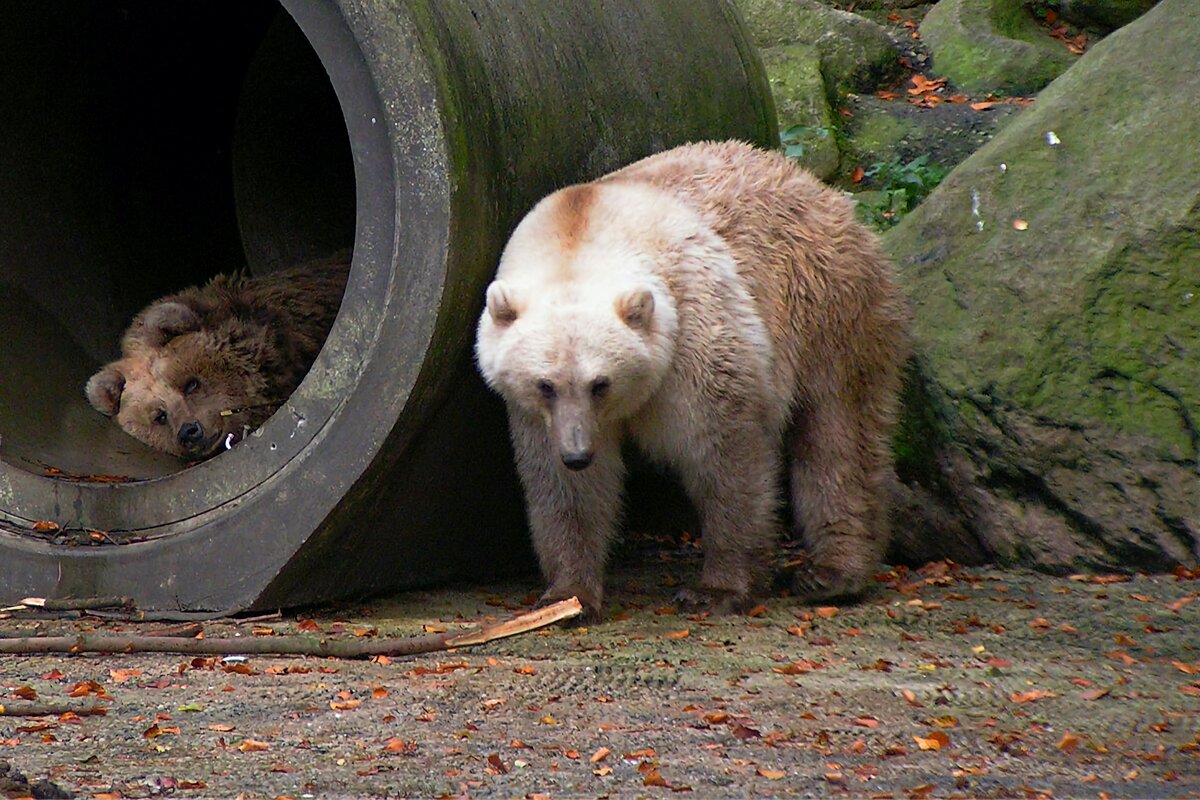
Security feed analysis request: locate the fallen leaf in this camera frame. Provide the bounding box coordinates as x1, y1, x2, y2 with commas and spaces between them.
1058, 732, 1080, 752
590, 746, 611, 763
1012, 219, 1028, 231
237, 739, 271, 752
1010, 689, 1056, 703
1080, 687, 1110, 701
816, 606, 838, 619
914, 731, 950, 750
970, 101, 997, 111
665, 629, 690, 639
758, 768, 786, 780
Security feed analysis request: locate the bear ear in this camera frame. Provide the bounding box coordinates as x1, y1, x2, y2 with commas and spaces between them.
85, 364, 126, 417
138, 301, 202, 347
486, 281, 520, 326
615, 287, 655, 331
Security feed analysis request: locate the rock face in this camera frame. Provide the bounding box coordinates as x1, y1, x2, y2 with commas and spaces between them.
887, 0, 1199, 571
920, 0, 1077, 95
1060, 0, 1160, 32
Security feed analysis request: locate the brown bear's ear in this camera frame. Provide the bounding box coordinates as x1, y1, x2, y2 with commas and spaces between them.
616, 287, 655, 330
486, 281, 519, 326
85, 364, 126, 417
139, 301, 202, 347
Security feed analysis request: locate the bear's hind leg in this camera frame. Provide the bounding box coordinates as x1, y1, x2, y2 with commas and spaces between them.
788, 396, 891, 602
511, 414, 626, 621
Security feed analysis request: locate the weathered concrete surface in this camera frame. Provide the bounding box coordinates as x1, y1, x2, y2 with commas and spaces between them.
920, 0, 1077, 94
1060, 0, 1161, 32
888, 0, 1199, 572
1, 551, 1197, 798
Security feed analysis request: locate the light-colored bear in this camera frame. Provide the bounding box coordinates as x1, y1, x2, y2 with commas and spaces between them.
475, 140, 910, 620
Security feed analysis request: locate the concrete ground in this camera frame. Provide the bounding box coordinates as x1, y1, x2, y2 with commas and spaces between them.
1, 547, 1198, 799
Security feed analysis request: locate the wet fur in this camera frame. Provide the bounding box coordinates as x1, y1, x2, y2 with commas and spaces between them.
86, 257, 349, 460
475, 141, 911, 620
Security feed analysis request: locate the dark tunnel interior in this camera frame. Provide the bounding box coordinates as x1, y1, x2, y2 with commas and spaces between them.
0, 1, 356, 480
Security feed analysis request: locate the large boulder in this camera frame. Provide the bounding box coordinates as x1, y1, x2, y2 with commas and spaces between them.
1059, 0, 1160, 32
739, 0, 901, 99
887, 0, 1199, 571
920, 0, 1077, 95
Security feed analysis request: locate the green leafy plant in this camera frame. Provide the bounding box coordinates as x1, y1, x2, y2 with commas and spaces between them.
780, 124, 830, 161
855, 154, 949, 229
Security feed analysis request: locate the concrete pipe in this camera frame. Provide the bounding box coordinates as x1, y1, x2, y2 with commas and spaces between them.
0, 0, 776, 612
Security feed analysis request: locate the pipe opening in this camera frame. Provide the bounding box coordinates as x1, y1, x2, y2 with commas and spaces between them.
0, 1, 355, 483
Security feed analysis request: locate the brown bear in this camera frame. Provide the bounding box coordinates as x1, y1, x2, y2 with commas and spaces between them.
86, 256, 349, 460
474, 141, 910, 620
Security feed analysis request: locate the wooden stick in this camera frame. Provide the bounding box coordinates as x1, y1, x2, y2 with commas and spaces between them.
0, 598, 582, 659
0, 702, 108, 717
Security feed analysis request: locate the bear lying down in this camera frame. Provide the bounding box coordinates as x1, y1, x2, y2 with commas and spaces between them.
86, 257, 349, 460
475, 140, 911, 620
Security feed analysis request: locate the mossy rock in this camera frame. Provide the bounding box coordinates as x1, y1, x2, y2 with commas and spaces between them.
761, 43, 839, 180
920, 0, 1077, 95
887, 0, 1199, 571
737, 0, 901, 99
1059, 0, 1160, 32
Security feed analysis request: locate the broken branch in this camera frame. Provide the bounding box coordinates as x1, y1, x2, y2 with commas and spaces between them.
0, 597, 582, 659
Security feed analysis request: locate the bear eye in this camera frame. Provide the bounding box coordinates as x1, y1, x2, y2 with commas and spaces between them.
536, 380, 556, 400
153, 409, 168, 426
183, 378, 200, 396
591, 377, 611, 399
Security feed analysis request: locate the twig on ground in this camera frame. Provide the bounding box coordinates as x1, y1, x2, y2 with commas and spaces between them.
0, 598, 582, 659
0, 702, 108, 717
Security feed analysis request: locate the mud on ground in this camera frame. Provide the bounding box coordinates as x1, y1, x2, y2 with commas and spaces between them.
1, 550, 1198, 799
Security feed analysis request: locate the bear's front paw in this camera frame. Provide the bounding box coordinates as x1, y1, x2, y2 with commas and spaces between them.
538, 586, 603, 625
790, 563, 870, 603
673, 586, 757, 616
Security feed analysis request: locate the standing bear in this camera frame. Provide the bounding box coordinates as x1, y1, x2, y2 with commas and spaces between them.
475, 141, 910, 620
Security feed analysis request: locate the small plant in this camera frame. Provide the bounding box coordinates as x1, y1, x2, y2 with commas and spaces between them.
855, 154, 949, 229
780, 124, 830, 161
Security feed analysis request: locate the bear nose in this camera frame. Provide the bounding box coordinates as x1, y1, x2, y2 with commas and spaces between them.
561, 451, 593, 471
178, 421, 205, 447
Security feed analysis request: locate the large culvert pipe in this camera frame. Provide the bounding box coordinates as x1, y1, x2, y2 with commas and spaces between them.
0, 0, 776, 612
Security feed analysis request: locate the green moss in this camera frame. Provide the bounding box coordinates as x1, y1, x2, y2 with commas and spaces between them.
920, 0, 1074, 94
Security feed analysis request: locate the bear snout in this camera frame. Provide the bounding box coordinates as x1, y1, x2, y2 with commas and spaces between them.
561, 450, 594, 471
177, 420, 205, 449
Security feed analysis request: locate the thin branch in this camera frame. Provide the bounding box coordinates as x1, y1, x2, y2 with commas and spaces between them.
0, 598, 582, 659
0, 702, 108, 717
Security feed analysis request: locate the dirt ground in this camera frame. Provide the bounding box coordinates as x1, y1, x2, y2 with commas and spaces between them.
2, 548, 1198, 799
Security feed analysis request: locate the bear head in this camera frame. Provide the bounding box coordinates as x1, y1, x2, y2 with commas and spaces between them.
85, 326, 272, 461
475, 278, 677, 471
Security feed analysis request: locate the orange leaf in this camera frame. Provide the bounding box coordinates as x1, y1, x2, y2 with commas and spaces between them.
237, 739, 271, 752
12, 685, 37, 701
1080, 687, 1110, 701
590, 746, 611, 763
970, 101, 997, 111
1010, 689, 1056, 703
851, 166, 866, 184
665, 629, 690, 639
296, 618, 321, 632
109, 669, 142, 684
329, 699, 361, 711
642, 769, 669, 788
914, 731, 950, 750
1012, 219, 1029, 231
901, 689, 923, 707
1058, 732, 1080, 751
758, 769, 786, 780
876, 90, 900, 101
815, 606, 838, 619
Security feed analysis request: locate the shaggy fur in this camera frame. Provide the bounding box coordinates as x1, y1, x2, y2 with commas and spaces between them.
86, 257, 349, 460
475, 141, 911, 620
